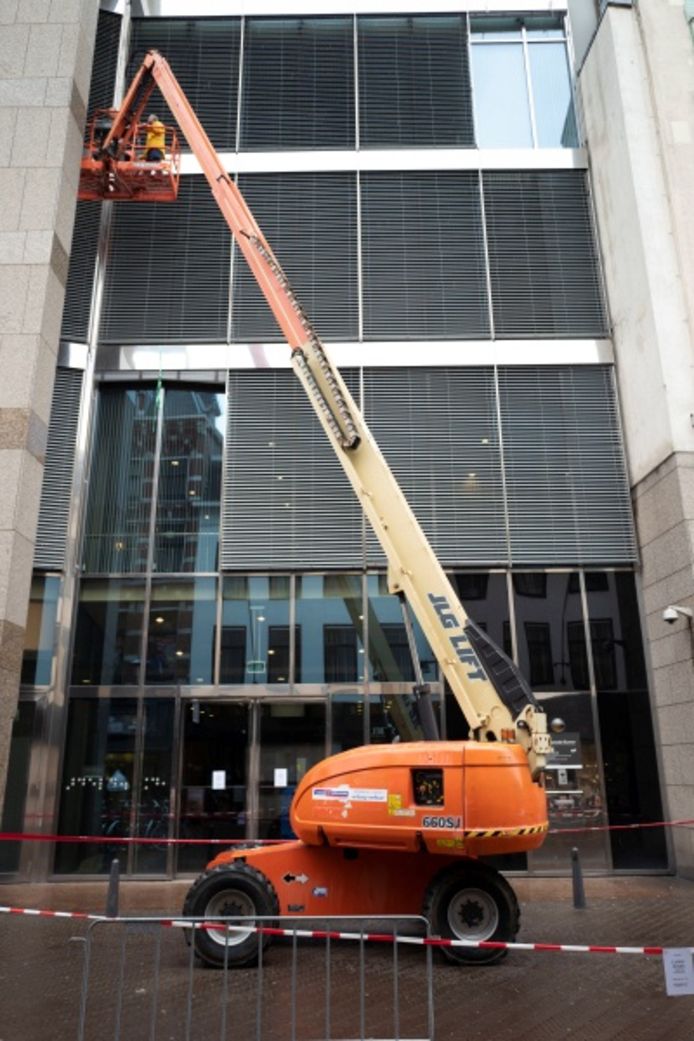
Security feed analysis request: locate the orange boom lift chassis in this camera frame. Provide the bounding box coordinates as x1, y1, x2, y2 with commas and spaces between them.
79, 51, 559, 968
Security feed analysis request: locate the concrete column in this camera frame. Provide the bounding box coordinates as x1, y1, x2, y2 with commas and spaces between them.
0, 0, 98, 806
579, 3, 694, 876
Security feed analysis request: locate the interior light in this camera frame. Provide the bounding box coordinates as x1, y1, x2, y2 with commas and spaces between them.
171, 460, 180, 467
175, 650, 184, 657
155, 616, 164, 624
268, 649, 275, 655
468, 472, 476, 479
481, 438, 489, 445
189, 489, 196, 496
277, 475, 284, 481
257, 615, 266, 622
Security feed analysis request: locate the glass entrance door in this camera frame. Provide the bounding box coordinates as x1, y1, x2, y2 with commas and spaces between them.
257, 702, 327, 839
177, 700, 250, 873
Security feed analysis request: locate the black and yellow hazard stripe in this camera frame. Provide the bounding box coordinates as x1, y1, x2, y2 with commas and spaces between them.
463, 824, 548, 840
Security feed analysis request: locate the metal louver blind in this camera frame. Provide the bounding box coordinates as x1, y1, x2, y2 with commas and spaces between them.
363, 368, 506, 566
61, 9, 121, 343
129, 18, 240, 151
484, 171, 608, 338
100, 176, 231, 344
241, 17, 355, 150
231, 172, 358, 343
498, 366, 637, 564
360, 171, 489, 340
222, 369, 363, 569
358, 15, 473, 147
60, 202, 101, 343
34, 368, 84, 570
85, 8, 121, 121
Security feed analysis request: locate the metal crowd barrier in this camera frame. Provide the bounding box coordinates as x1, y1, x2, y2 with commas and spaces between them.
76, 915, 434, 1041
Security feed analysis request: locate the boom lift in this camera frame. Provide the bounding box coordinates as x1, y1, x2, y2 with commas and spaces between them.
79, 51, 559, 967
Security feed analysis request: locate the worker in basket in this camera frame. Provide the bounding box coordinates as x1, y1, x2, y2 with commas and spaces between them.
144, 113, 166, 161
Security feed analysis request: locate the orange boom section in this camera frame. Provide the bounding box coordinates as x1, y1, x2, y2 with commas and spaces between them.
290, 742, 548, 858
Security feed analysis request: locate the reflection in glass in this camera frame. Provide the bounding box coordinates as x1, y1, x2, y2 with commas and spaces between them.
471, 43, 533, 147
56, 698, 138, 874
220, 575, 291, 685
258, 702, 326, 838
471, 15, 577, 150
369, 692, 436, 744
528, 43, 578, 147
154, 387, 225, 573
366, 574, 436, 683
452, 572, 512, 659
133, 699, 175, 874
21, 574, 60, 685
0, 702, 35, 873
146, 578, 216, 685
71, 579, 145, 686
178, 701, 248, 873
588, 573, 667, 868
530, 690, 609, 872
331, 692, 366, 752
82, 387, 157, 573
513, 572, 583, 692
295, 574, 363, 683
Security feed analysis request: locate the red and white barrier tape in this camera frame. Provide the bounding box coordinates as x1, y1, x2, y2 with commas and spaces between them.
1, 904, 689, 957
0, 832, 284, 846
0, 819, 692, 847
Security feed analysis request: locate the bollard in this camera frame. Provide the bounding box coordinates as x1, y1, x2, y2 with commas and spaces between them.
106, 858, 120, 918
571, 847, 586, 909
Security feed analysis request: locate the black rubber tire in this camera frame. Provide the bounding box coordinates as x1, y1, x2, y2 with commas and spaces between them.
182, 862, 279, 968
422, 862, 520, 966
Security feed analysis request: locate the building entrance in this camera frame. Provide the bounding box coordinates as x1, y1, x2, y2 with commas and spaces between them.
176, 698, 327, 876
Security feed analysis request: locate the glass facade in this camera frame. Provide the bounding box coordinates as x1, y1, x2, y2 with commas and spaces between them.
470, 15, 578, 148
7, 8, 666, 883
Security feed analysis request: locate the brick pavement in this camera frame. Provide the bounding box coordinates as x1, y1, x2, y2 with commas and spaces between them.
0, 875, 692, 1041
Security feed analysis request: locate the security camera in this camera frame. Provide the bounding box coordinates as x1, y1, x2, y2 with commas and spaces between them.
663, 605, 693, 624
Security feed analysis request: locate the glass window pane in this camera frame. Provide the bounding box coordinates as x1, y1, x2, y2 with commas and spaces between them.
330, 691, 366, 752
220, 576, 291, 685
358, 14, 473, 147
56, 698, 138, 874
368, 692, 440, 744
512, 572, 584, 692
146, 579, 216, 685
154, 387, 225, 573
133, 698, 175, 875
258, 702, 326, 838
71, 579, 145, 686
589, 573, 667, 869
0, 702, 35, 873
528, 42, 578, 147
295, 574, 364, 684
471, 42, 533, 147
366, 574, 437, 683
530, 690, 610, 871
178, 701, 249, 873
82, 387, 158, 573
241, 17, 354, 150
21, 575, 60, 685
452, 572, 513, 659
470, 16, 523, 40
